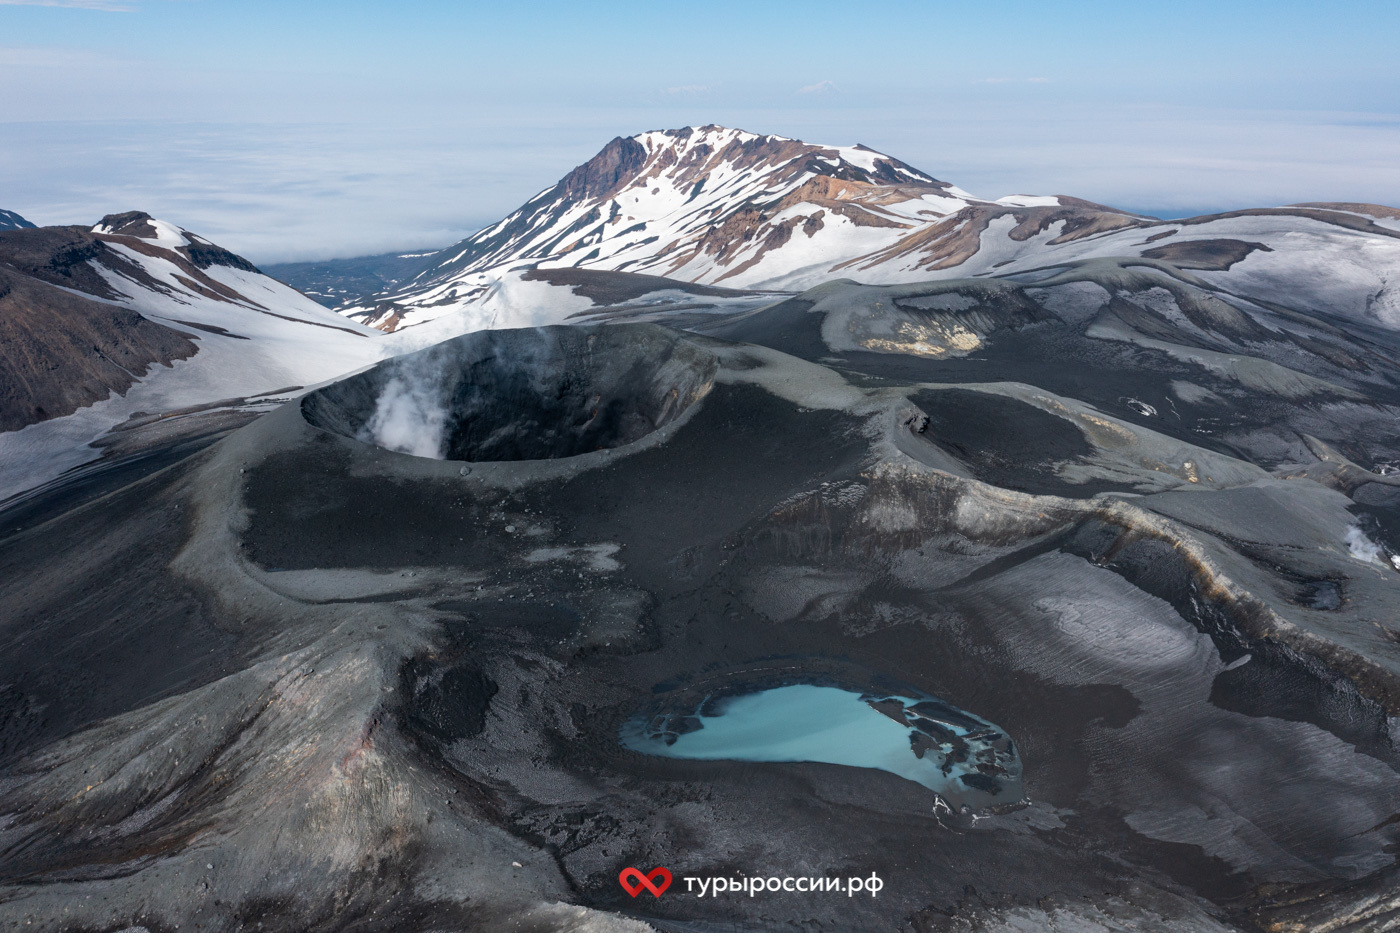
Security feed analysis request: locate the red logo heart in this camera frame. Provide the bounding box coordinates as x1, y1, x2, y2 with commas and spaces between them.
619, 866, 673, 898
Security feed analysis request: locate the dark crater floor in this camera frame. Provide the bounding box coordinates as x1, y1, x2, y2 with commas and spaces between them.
909, 387, 1139, 496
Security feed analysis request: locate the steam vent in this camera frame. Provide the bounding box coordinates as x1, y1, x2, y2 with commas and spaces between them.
302, 324, 718, 461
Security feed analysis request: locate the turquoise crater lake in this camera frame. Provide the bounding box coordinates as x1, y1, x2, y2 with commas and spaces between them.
620, 683, 1023, 811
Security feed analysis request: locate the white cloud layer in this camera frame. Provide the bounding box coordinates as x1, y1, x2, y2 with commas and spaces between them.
3, 103, 1399, 263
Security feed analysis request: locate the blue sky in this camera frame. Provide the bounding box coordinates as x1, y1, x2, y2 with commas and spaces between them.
2, 0, 1398, 261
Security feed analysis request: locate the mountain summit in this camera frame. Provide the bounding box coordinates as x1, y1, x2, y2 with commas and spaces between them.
352, 125, 1400, 334
418, 124, 951, 283
354, 125, 1144, 328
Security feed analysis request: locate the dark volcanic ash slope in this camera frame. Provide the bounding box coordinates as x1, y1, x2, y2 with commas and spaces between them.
3, 292, 1400, 932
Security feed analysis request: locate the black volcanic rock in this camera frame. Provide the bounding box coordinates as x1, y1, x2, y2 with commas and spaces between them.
520, 266, 760, 303
304, 323, 717, 461
1140, 236, 1274, 270
6, 129, 1400, 933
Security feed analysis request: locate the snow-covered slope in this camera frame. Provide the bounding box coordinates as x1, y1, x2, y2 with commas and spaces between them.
0, 209, 35, 232
0, 212, 383, 499
372, 266, 777, 353
357, 125, 1400, 332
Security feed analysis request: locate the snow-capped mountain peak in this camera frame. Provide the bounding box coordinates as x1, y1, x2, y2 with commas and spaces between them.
92, 210, 191, 247
623, 125, 943, 191
356, 125, 990, 328
347, 125, 1400, 335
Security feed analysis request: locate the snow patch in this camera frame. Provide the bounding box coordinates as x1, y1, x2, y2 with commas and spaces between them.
996, 195, 1061, 208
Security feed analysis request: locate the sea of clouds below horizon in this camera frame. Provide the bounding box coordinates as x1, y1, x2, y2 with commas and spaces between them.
3, 104, 1399, 265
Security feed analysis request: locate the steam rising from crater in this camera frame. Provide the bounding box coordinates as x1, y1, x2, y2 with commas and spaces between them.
302, 324, 718, 463
1346, 525, 1399, 569
358, 374, 450, 459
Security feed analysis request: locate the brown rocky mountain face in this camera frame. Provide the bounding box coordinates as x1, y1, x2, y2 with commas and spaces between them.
0, 265, 196, 431
0, 225, 139, 300
0, 213, 340, 433
558, 135, 651, 202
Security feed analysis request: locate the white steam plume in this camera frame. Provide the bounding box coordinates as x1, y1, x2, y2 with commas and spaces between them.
357, 374, 449, 459
1345, 525, 1399, 568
